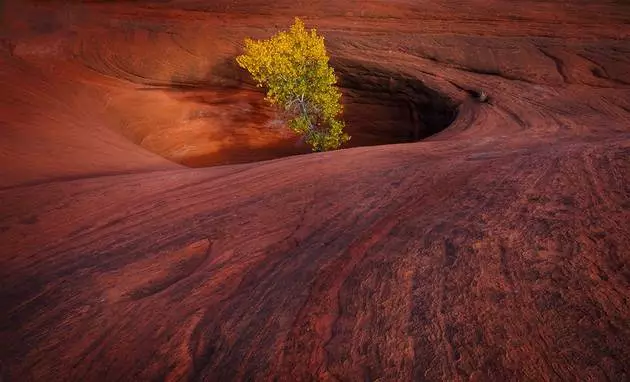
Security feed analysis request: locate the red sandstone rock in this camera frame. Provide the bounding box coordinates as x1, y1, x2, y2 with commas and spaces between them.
1, 1, 629, 380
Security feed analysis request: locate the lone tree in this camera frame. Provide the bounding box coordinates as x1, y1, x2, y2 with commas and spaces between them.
236, 18, 350, 152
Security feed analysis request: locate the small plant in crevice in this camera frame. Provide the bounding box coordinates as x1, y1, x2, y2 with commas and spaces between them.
236, 18, 350, 152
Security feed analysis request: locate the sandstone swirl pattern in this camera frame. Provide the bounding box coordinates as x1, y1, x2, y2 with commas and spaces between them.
1, 1, 629, 381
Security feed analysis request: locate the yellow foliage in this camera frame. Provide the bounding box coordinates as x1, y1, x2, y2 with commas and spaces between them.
236, 18, 350, 151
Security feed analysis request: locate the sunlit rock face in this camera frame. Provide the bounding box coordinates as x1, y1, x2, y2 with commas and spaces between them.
1, 1, 629, 381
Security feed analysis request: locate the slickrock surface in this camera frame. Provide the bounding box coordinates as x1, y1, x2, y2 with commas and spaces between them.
1, 1, 629, 380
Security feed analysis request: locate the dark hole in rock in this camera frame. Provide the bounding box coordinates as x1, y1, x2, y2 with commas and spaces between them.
333, 59, 459, 146
134, 57, 459, 167
210, 56, 460, 147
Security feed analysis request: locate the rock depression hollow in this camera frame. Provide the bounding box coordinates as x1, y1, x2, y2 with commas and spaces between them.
335, 59, 458, 146
118, 58, 459, 167
2, 6, 460, 169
